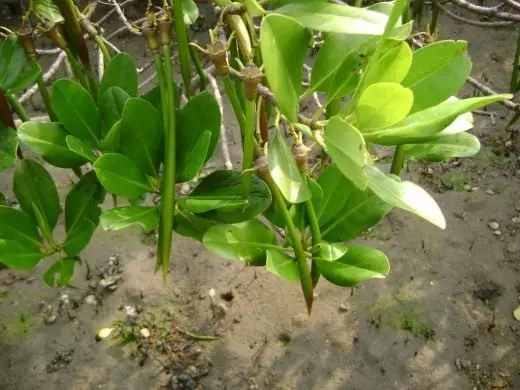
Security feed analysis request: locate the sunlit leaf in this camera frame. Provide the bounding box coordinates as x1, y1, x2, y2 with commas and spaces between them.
65, 135, 96, 162
99, 87, 130, 137
404, 132, 481, 162
266, 249, 300, 282
183, 0, 199, 24
100, 206, 160, 231
99, 53, 138, 98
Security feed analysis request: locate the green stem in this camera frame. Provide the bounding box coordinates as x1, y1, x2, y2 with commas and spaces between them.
94, 36, 111, 65
511, 29, 520, 93
156, 43, 177, 283
430, 0, 439, 33
35, 71, 57, 121
326, 99, 341, 119
305, 176, 322, 288
189, 38, 207, 92
171, 0, 192, 97
390, 145, 406, 176
242, 99, 256, 194
221, 74, 246, 134
402, 2, 412, 24
154, 54, 169, 127
84, 64, 99, 99
7, 95, 30, 122
354, 0, 362, 7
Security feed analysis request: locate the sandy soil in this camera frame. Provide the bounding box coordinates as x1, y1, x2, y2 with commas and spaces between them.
1, 3, 520, 390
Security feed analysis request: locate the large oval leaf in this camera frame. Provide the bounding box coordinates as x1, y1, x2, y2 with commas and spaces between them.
0, 240, 44, 270
64, 219, 96, 256
363, 41, 412, 86
402, 41, 472, 113
14, 159, 61, 231
0, 206, 42, 248
404, 132, 480, 162
93, 153, 150, 199
260, 14, 311, 122
51, 79, 101, 147
182, 0, 199, 24
99, 86, 130, 137
202, 219, 277, 266
65, 171, 105, 233
0, 35, 27, 91
65, 135, 96, 162
0, 126, 19, 172
266, 249, 300, 283
317, 245, 389, 287
100, 206, 160, 231
6, 61, 41, 95
18, 121, 88, 168
43, 257, 76, 288
268, 129, 310, 204
99, 53, 138, 98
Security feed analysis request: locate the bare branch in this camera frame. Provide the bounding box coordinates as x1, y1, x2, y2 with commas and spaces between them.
438, 3, 513, 26
448, 0, 520, 22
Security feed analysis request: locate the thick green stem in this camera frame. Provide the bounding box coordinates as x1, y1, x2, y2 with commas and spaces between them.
7, 95, 30, 122
511, 29, 520, 93
35, 72, 57, 122
305, 177, 322, 288
242, 99, 256, 194
221, 74, 246, 134
154, 54, 169, 127
94, 36, 111, 65
84, 64, 99, 99
390, 145, 406, 176
171, 0, 192, 97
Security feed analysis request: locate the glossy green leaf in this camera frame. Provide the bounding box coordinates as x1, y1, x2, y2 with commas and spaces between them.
177, 131, 211, 183
364, 165, 445, 228
0, 35, 27, 91
0, 240, 44, 270
0, 127, 18, 171
100, 206, 159, 231
99, 87, 130, 136
13, 159, 61, 231
51, 79, 101, 147
316, 242, 349, 262
324, 117, 367, 190
363, 41, 412, 86
6, 61, 41, 95
268, 129, 310, 204
18, 121, 87, 168
266, 249, 300, 282
318, 164, 392, 242
183, 0, 199, 24
100, 53, 138, 98
244, 0, 266, 16
93, 153, 150, 199
402, 41, 472, 113
174, 208, 215, 242
404, 132, 480, 162
438, 101, 474, 135
275, 2, 388, 35
65, 171, 105, 233
260, 14, 310, 122
364, 94, 511, 145
119, 98, 163, 177
317, 245, 389, 287
100, 121, 121, 152
188, 170, 272, 223
325, 53, 361, 102
65, 135, 96, 162
355, 82, 414, 130
0, 206, 42, 248
43, 258, 76, 288
31, 0, 63, 22
203, 219, 277, 266
64, 219, 96, 256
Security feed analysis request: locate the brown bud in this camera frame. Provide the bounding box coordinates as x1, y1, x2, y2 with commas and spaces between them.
17, 25, 36, 59
292, 143, 310, 173
207, 41, 229, 76
141, 21, 159, 54
242, 64, 262, 101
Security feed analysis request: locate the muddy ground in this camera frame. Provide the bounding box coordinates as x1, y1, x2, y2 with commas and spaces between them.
1, 3, 520, 390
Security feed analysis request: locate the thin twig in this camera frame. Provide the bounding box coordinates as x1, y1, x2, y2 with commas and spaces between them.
448, 0, 520, 22
467, 76, 519, 111
438, 3, 513, 26
110, 0, 141, 35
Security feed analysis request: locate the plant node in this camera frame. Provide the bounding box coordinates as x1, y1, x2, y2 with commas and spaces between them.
41, 22, 68, 50
16, 25, 36, 60
207, 41, 229, 76
140, 21, 159, 54
158, 17, 173, 46
242, 64, 262, 101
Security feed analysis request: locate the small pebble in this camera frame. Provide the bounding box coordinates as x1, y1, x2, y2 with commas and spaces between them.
463, 184, 472, 191
84, 295, 97, 305
488, 221, 500, 230
512, 217, 520, 225
140, 328, 151, 338
485, 189, 495, 195
472, 187, 479, 192
339, 303, 348, 312
45, 315, 57, 325
88, 280, 98, 289
26, 277, 36, 284
493, 230, 502, 237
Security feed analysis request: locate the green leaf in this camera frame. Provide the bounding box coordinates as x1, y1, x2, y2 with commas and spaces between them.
100, 121, 121, 152
94, 153, 150, 199
99, 87, 130, 137
364, 165, 445, 229
0, 35, 27, 91
260, 14, 311, 122
6, 61, 41, 95
318, 164, 392, 242
325, 53, 361, 102
275, 2, 388, 35
43, 258, 76, 288
404, 132, 481, 162
178, 131, 211, 183
268, 129, 310, 204
18, 121, 87, 168
0, 206, 42, 248
0, 126, 18, 171
364, 94, 512, 145
324, 117, 367, 190
402, 41, 472, 113
99, 53, 138, 98
100, 206, 160, 231
363, 41, 412, 86
202, 219, 277, 266
317, 245, 389, 287
183, 0, 199, 24
174, 208, 215, 242
65, 171, 105, 233
65, 135, 96, 162
51, 79, 101, 147
266, 249, 300, 282
0, 240, 44, 270
355, 82, 414, 130
244, 0, 266, 17
317, 242, 349, 262
31, 0, 63, 22
119, 98, 163, 177
64, 219, 96, 256
14, 159, 61, 231
187, 170, 272, 223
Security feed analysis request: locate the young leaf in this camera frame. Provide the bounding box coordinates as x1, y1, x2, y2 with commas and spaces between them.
402, 41, 472, 113
31, 0, 63, 23
202, 219, 277, 266
364, 165, 446, 229
100, 121, 121, 152
364, 94, 512, 145
43, 257, 76, 288
266, 249, 300, 283
119, 98, 163, 177
65, 171, 105, 233
363, 41, 412, 86
244, 0, 265, 17
64, 219, 96, 256
403, 132, 480, 162
0, 206, 43, 248
317, 245, 389, 287
5, 61, 41, 95
355, 82, 414, 130
275, 2, 388, 35
65, 135, 96, 162
318, 164, 392, 242
93, 153, 150, 199
99, 86, 130, 136
99, 53, 138, 98
324, 117, 367, 190
51, 79, 101, 147
0, 35, 27, 90
0, 240, 44, 270
18, 121, 88, 168
260, 14, 311, 122
177, 131, 211, 183
182, 0, 199, 24
0, 126, 18, 171
317, 242, 349, 262
100, 206, 160, 231
174, 208, 215, 242
13, 159, 61, 231
268, 129, 310, 204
